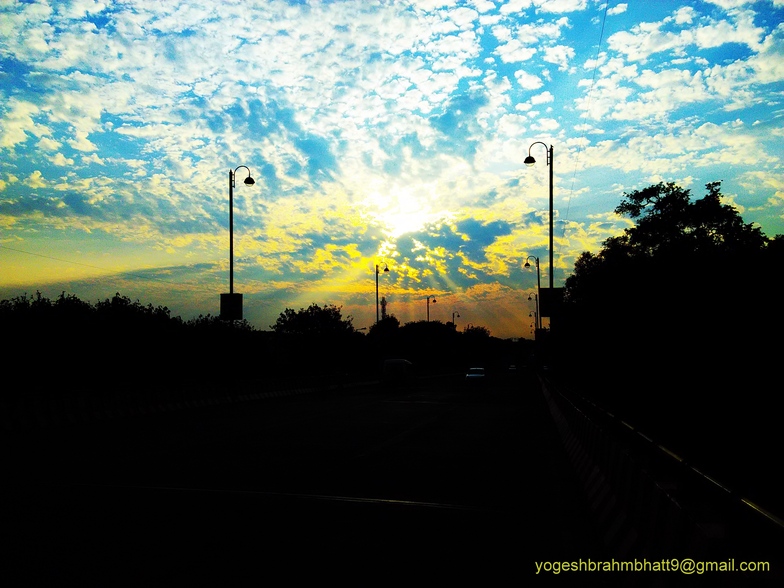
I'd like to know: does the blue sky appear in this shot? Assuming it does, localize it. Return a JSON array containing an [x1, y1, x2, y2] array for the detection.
[[1, 0, 783, 338]]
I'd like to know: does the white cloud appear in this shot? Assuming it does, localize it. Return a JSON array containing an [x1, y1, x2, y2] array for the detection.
[[52, 153, 75, 166], [531, 117, 559, 131], [515, 17, 570, 43], [447, 6, 480, 28], [82, 153, 105, 165], [607, 6, 765, 62], [497, 113, 529, 136], [542, 44, 575, 70], [703, 0, 756, 8], [607, 4, 627, 16], [531, 91, 555, 104], [25, 170, 47, 189], [495, 39, 537, 62], [691, 9, 765, 52], [56, 0, 110, 20], [533, 0, 588, 13], [674, 7, 697, 25], [37, 137, 61, 151], [514, 70, 544, 89], [500, 0, 533, 15], [469, 0, 497, 13], [0, 99, 52, 148], [748, 23, 784, 83]]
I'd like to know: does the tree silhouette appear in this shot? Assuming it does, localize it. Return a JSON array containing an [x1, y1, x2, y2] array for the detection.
[[558, 181, 782, 446], [271, 303, 355, 336], [368, 315, 400, 338], [463, 324, 491, 338]]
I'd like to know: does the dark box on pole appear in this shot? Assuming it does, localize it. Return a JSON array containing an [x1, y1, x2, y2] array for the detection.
[[539, 287, 563, 318], [220, 293, 243, 321]]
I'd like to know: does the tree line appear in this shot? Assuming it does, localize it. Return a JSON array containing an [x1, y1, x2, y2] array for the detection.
[[1, 290, 520, 397]]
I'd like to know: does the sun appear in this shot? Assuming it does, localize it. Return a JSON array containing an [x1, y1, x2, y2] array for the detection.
[[364, 186, 433, 238]]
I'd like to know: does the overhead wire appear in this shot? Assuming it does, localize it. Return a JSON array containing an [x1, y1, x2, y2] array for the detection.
[[560, 0, 611, 238]]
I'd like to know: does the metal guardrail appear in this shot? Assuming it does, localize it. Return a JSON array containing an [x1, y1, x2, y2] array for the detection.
[[538, 372, 784, 586]]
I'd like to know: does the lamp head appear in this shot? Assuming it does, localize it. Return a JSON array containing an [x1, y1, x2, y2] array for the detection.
[[244, 176, 255, 186], [384, 266, 390, 273], [524, 261, 531, 268], [524, 155, 536, 167]]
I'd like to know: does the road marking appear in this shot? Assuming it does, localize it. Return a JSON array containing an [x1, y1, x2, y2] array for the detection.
[[57, 481, 500, 513]]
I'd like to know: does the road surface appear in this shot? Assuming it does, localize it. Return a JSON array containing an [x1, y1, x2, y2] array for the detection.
[[5, 370, 611, 586]]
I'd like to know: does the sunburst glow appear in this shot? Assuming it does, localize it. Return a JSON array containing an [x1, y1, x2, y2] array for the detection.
[[1, 0, 782, 338]]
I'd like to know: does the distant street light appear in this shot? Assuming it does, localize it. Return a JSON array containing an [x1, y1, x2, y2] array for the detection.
[[524, 255, 541, 330], [221, 165, 255, 321], [375, 263, 390, 324], [452, 310, 460, 327], [426, 295, 437, 322], [524, 143, 554, 289], [528, 294, 541, 331]]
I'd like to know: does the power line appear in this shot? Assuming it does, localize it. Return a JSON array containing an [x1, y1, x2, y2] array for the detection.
[[561, 0, 611, 238]]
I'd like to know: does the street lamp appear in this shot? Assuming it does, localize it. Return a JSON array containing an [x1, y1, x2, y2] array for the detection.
[[528, 294, 541, 331], [375, 263, 390, 324], [524, 143, 554, 289], [524, 255, 541, 330], [452, 310, 460, 327], [221, 165, 255, 321], [426, 295, 437, 321]]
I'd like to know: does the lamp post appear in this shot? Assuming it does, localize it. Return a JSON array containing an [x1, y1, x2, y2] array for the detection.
[[221, 165, 255, 321], [524, 143, 554, 289], [524, 255, 541, 330], [375, 263, 390, 324], [452, 310, 460, 327], [426, 295, 437, 321], [528, 294, 541, 331]]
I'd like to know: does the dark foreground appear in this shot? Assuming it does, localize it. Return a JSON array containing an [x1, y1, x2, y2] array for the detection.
[[4, 370, 782, 587], [4, 371, 610, 586]]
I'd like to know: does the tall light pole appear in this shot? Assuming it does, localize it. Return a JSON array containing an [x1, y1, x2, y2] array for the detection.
[[426, 295, 437, 321], [221, 165, 255, 321], [452, 310, 460, 327], [375, 263, 389, 324], [524, 255, 541, 330], [524, 143, 554, 289]]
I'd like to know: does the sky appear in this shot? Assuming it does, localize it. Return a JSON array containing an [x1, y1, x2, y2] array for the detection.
[[1, 0, 783, 339]]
